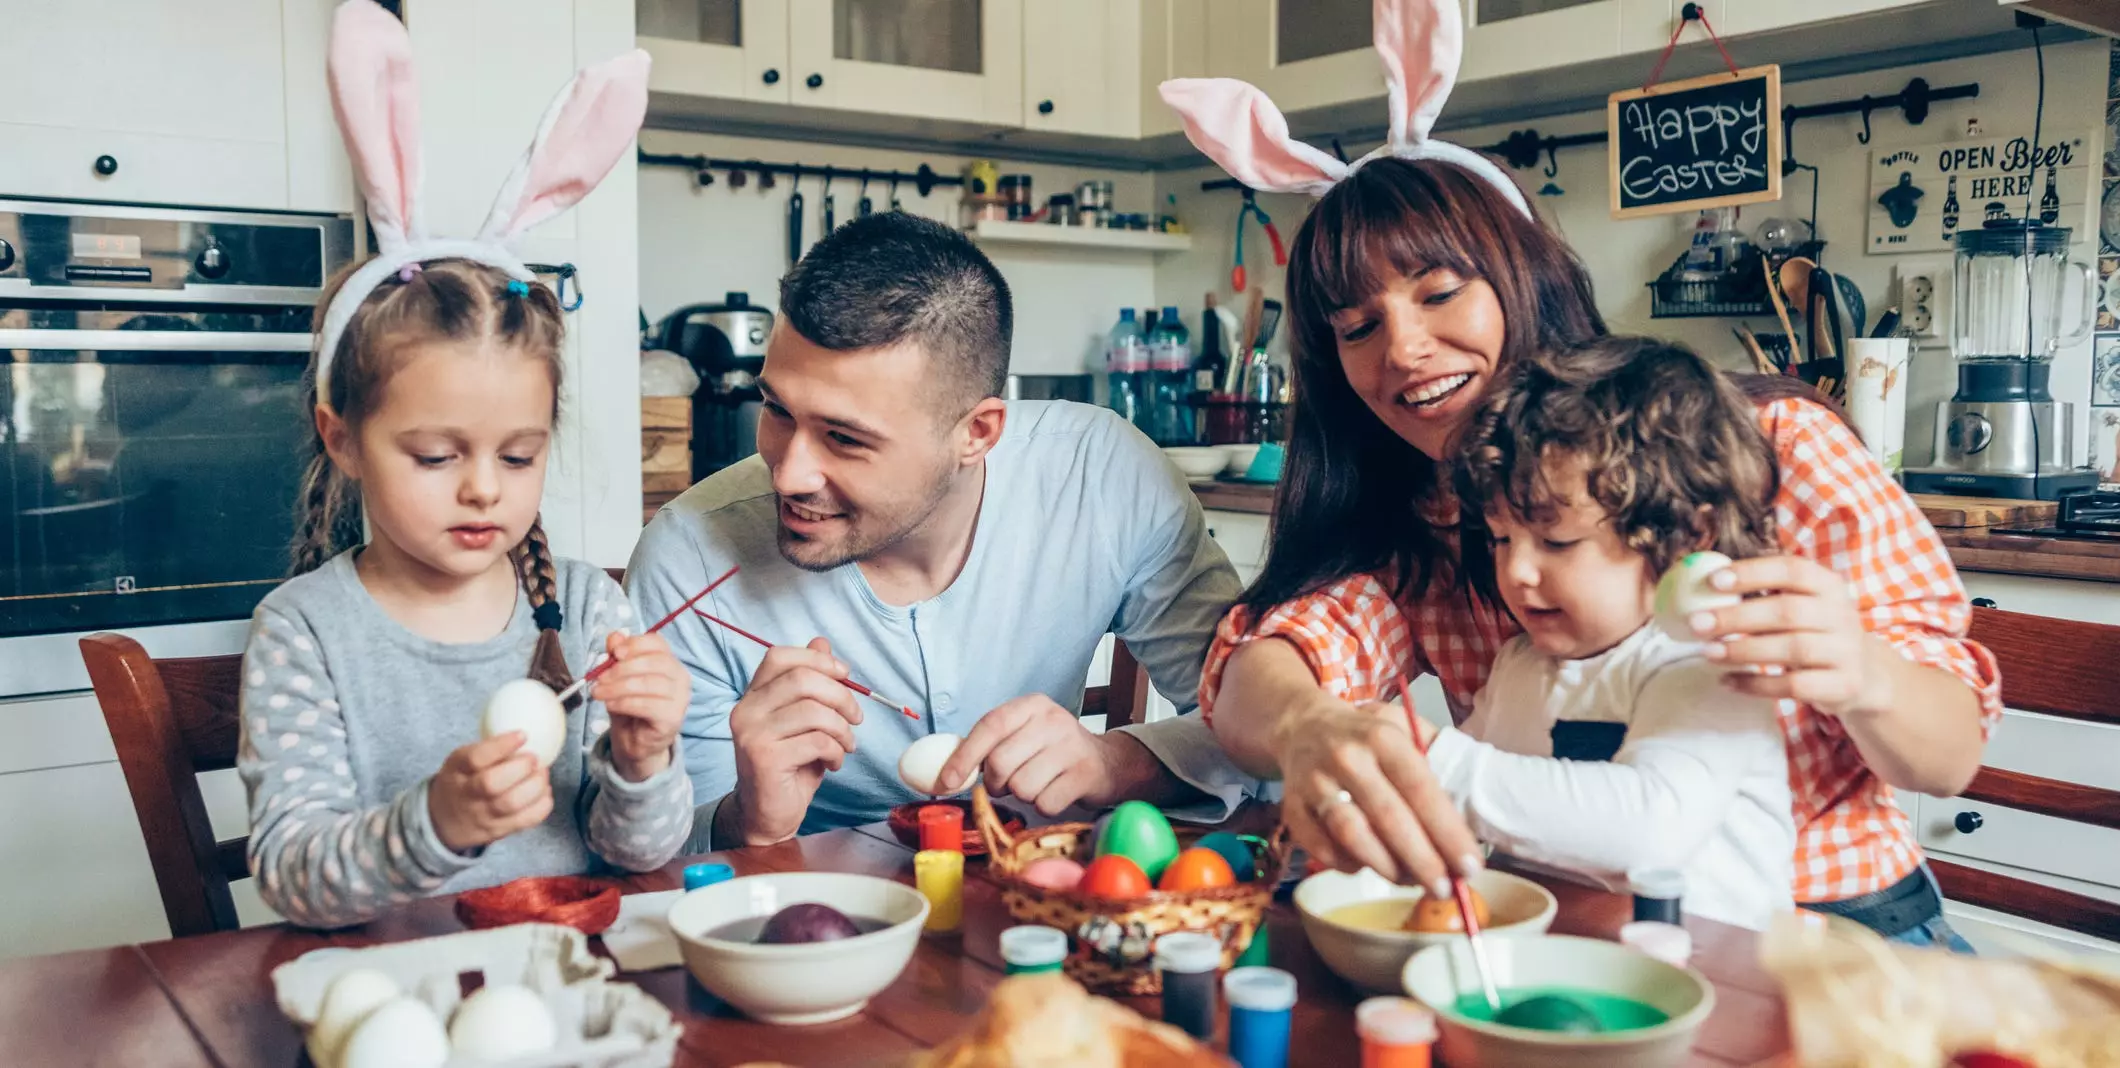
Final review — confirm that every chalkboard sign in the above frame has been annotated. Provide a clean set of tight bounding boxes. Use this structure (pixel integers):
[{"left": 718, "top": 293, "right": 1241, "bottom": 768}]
[{"left": 1608, "top": 64, "right": 1783, "bottom": 219}]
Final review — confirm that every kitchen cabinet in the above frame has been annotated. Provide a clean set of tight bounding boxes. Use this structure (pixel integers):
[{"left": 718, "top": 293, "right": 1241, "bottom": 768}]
[
  {"left": 1023, "top": 0, "right": 1142, "bottom": 138},
  {"left": 1703, "top": 0, "right": 1931, "bottom": 37},
  {"left": 1204, "top": 0, "right": 1383, "bottom": 116},
  {"left": 1462, "top": 0, "right": 1676, "bottom": 82},
  {"left": 785, "top": 0, "right": 1022, "bottom": 125},
  {"left": 1137, "top": 0, "right": 1207, "bottom": 138},
  {"left": 639, "top": 0, "right": 792, "bottom": 104},
  {"left": 0, "top": 0, "right": 349, "bottom": 212}
]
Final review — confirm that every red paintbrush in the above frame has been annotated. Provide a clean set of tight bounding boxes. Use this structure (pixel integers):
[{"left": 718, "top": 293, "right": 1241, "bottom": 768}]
[
  {"left": 694, "top": 609, "right": 920, "bottom": 720},
  {"left": 555, "top": 565, "right": 739, "bottom": 704},
  {"left": 1391, "top": 678, "right": 1504, "bottom": 1013}
]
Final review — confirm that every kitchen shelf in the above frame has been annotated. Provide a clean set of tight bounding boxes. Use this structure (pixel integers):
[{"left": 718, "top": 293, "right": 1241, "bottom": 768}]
[{"left": 967, "top": 220, "right": 1193, "bottom": 254}]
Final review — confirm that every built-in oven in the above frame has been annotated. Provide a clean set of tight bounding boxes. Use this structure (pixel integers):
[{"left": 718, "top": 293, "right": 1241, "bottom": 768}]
[{"left": 0, "top": 199, "right": 355, "bottom": 697}]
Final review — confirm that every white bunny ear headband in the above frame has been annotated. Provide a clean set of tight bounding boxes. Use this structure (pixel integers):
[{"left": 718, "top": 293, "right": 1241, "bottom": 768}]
[
  {"left": 315, "top": 0, "right": 650, "bottom": 408},
  {"left": 1158, "top": 0, "right": 1528, "bottom": 216}
]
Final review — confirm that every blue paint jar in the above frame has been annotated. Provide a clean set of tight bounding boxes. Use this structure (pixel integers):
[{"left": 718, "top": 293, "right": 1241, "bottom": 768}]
[
  {"left": 683, "top": 862, "right": 734, "bottom": 891},
  {"left": 1223, "top": 966, "right": 1296, "bottom": 1068}
]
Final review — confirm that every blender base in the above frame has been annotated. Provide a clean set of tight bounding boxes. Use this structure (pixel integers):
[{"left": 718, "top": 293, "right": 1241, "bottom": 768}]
[{"left": 1902, "top": 467, "right": 2100, "bottom": 500}]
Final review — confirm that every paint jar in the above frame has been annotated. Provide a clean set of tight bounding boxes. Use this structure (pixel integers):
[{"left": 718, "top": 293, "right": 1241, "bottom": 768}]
[
  {"left": 915, "top": 849, "right": 965, "bottom": 933},
  {"left": 1620, "top": 920, "right": 1694, "bottom": 967},
  {"left": 917, "top": 804, "right": 964, "bottom": 853},
  {"left": 1000, "top": 925, "right": 1068, "bottom": 976},
  {"left": 1223, "top": 967, "right": 1296, "bottom": 1068},
  {"left": 1154, "top": 932, "right": 1221, "bottom": 1040},
  {"left": 1356, "top": 997, "right": 1436, "bottom": 1068},
  {"left": 1628, "top": 867, "right": 1685, "bottom": 925},
  {"left": 998, "top": 175, "right": 1034, "bottom": 220},
  {"left": 682, "top": 862, "right": 733, "bottom": 891}
]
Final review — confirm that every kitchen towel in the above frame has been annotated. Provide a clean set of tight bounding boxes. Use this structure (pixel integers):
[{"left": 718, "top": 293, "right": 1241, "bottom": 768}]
[
  {"left": 1847, "top": 337, "right": 1909, "bottom": 475},
  {"left": 601, "top": 890, "right": 685, "bottom": 972}
]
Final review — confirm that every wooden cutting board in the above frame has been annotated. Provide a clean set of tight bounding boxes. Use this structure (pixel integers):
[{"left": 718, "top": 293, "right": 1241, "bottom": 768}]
[{"left": 1913, "top": 493, "right": 2059, "bottom": 529}]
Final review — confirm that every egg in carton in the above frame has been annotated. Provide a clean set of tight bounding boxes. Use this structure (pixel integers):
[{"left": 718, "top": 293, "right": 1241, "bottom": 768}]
[{"left": 272, "top": 922, "right": 680, "bottom": 1068}]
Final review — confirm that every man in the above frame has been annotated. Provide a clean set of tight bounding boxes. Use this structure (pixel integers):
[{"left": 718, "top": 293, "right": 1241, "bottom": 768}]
[{"left": 626, "top": 212, "right": 1254, "bottom": 850}]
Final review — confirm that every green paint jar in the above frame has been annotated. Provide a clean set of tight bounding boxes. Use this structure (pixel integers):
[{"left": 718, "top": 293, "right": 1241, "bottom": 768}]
[{"left": 1000, "top": 925, "right": 1068, "bottom": 976}]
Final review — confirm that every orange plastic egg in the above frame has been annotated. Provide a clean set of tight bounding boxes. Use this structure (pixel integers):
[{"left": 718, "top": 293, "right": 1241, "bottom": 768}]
[
  {"left": 1157, "top": 847, "right": 1236, "bottom": 892},
  {"left": 1403, "top": 888, "right": 1490, "bottom": 933},
  {"left": 1078, "top": 854, "right": 1152, "bottom": 900}
]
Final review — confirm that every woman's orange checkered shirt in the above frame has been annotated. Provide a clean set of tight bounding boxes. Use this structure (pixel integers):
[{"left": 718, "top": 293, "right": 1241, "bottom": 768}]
[{"left": 1198, "top": 398, "right": 2003, "bottom": 905}]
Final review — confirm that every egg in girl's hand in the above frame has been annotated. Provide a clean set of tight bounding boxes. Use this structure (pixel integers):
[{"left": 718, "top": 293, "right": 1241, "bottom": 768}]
[
  {"left": 447, "top": 983, "right": 557, "bottom": 1060},
  {"left": 1019, "top": 856, "right": 1087, "bottom": 891},
  {"left": 480, "top": 678, "right": 566, "bottom": 768},
  {"left": 338, "top": 996, "right": 450, "bottom": 1068},
  {"left": 1403, "top": 886, "right": 1490, "bottom": 933},
  {"left": 898, "top": 732, "right": 978, "bottom": 796},
  {"left": 1653, "top": 550, "right": 1739, "bottom": 641},
  {"left": 309, "top": 968, "right": 400, "bottom": 1068}
]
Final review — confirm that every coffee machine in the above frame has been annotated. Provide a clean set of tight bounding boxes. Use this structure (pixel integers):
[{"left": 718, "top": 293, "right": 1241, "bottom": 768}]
[
  {"left": 1902, "top": 216, "right": 2099, "bottom": 500},
  {"left": 655, "top": 292, "right": 772, "bottom": 479}
]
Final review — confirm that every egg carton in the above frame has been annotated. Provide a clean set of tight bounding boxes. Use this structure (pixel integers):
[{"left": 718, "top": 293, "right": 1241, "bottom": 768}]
[{"left": 272, "top": 922, "right": 680, "bottom": 1068}]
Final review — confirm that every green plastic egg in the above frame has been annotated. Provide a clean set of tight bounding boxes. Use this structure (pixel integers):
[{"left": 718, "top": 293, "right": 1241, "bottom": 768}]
[
  {"left": 1193, "top": 832, "right": 1259, "bottom": 882},
  {"left": 1094, "top": 801, "right": 1180, "bottom": 882},
  {"left": 1494, "top": 994, "right": 1602, "bottom": 1034}
]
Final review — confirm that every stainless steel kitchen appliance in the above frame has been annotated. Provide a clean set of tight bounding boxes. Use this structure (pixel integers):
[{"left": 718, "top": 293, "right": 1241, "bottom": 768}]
[
  {"left": 0, "top": 199, "right": 354, "bottom": 696},
  {"left": 654, "top": 292, "right": 771, "bottom": 478},
  {"left": 1903, "top": 217, "right": 2099, "bottom": 500}
]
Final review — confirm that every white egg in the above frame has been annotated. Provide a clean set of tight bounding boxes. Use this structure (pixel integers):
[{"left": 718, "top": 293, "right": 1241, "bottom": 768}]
[
  {"left": 310, "top": 968, "right": 400, "bottom": 1068},
  {"left": 448, "top": 983, "right": 558, "bottom": 1060},
  {"left": 480, "top": 678, "right": 566, "bottom": 767},
  {"left": 898, "top": 732, "right": 974, "bottom": 796},
  {"left": 1653, "top": 550, "right": 1741, "bottom": 641},
  {"left": 338, "top": 997, "right": 449, "bottom": 1068}
]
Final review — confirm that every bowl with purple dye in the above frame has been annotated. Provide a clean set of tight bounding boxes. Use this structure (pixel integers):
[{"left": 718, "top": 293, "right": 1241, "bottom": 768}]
[{"left": 668, "top": 872, "right": 929, "bottom": 1024}]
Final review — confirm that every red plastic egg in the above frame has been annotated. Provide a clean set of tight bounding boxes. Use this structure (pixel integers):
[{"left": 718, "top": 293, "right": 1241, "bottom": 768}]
[
  {"left": 1157, "top": 847, "right": 1236, "bottom": 891},
  {"left": 1078, "top": 854, "right": 1152, "bottom": 899}
]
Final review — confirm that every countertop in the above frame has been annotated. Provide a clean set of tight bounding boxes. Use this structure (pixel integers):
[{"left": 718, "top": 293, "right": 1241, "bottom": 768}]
[{"left": 1188, "top": 480, "right": 2120, "bottom": 584}]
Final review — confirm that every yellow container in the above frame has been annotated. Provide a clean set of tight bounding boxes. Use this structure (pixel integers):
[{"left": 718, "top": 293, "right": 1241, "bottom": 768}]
[{"left": 915, "top": 850, "right": 965, "bottom": 933}]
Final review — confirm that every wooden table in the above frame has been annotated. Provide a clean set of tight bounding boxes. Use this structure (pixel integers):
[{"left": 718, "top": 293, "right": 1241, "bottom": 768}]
[{"left": 0, "top": 818, "right": 1790, "bottom": 1067}]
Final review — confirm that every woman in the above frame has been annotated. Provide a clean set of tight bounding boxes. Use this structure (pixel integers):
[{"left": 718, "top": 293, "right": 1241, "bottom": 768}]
[{"left": 1187, "top": 156, "right": 1996, "bottom": 947}]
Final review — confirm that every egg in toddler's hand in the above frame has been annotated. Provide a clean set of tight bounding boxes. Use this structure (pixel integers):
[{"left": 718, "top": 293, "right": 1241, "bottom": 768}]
[
  {"left": 899, "top": 732, "right": 978, "bottom": 796},
  {"left": 309, "top": 968, "right": 400, "bottom": 1068},
  {"left": 480, "top": 678, "right": 566, "bottom": 767},
  {"left": 448, "top": 983, "right": 557, "bottom": 1060},
  {"left": 338, "top": 996, "right": 450, "bottom": 1068},
  {"left": 1653, "top": 550, "right": 1739, "bottom": 642}
]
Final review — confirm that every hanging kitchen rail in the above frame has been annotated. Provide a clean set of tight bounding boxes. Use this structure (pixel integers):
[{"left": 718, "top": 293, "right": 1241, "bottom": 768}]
[{"left": 636, "top": 150, "right": 961, "bottom": 195}]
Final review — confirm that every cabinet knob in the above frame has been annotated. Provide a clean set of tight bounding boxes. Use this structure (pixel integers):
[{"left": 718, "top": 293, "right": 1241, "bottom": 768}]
[
  {"left": 1037, "top": 99, "right": 1054, "bottom": 115},
  {"left": 0, "top": 238, "right": 14, "bottom": 273},
  {"left": 1954, "top": 810, "right": 1984, "bottom": 834},
  {"left": 762, "top": 68, "right": 780, "bottom": 85},
  {"left": 805, "top": 72, "right": 824, "bottom": 89},
  {"left": 195, "top": 243, "right": 230, "bottom": 280},
  {"left": 93, "top": 154, "right": 119, "bottom": 177},
  {"left": 1971, "top": 597, "right": 1998, "bottom": 609}
]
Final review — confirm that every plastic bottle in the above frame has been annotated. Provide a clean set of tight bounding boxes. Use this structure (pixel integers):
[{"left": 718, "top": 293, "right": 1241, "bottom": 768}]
[
  {"left": 1105, "top": 308, "right": 1148, "bottom": 430},
  {"left": 1147, "top": 307, "right": 1194, "bottom": 444}
]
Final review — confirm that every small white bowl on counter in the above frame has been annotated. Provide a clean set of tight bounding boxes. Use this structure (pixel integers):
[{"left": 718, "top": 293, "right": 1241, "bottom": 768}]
[
  {"left": 1161, "top": 445, "right": 1231, "bottom": 481},
  {"left": 1220, "top": 443, "right": 1262, "bottom": 477}
]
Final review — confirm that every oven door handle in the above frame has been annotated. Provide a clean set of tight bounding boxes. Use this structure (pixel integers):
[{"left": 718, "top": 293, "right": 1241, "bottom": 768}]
[{"left": 0, "top": 329, "right": 314, "bottom": 352}]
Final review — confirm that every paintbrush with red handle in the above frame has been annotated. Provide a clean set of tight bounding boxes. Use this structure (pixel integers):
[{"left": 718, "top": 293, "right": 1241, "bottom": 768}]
[
  {"left": 1390, "top": 677, "right": 1505, "bottom": 1013},
  {"left": 695, "top": 609, "right": 921, "bottom": 720},
  {"left": 554, "top": 564, "right": 739, "bottom": 704}
]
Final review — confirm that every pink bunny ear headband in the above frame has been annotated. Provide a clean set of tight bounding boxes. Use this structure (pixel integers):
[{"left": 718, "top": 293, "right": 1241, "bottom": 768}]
[
  {"left": 314, "top": 0, "right": 650, "bottom": 407},
  {"left": 1158, "top": 0, "right": 1527, "bottom": 217}
]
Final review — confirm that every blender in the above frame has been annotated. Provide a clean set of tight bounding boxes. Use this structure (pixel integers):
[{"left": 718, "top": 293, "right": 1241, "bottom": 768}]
[{"left": 1902, "top": 217, "right": 2098, "bottom": 500}]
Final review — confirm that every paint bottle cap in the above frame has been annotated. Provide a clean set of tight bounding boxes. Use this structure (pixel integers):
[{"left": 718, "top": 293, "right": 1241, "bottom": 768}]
[
  {"left": 1620, "top": 921, "right": 1694, "bottom": 966},
  {"left": 682, "top": 863, "right": 734, "bottom": 891},
  {"left": 918, "top": 804, "right": 965, "bottom": 852},
  {"left": 1626, "top": 867, "right": 1686, "bottom": 900},
  {"left": 1153, "top": 931, "right": 1222, "bottom": 974},
  {"left": 999, "top": 926, "right": 1069, "bottom": 969},
  {"left": 1221, "top": 966, "right": 1297, "bottom": 1012},
  {"left": 1356, "top": 997, "right": 1437, "bottom": 1047}
]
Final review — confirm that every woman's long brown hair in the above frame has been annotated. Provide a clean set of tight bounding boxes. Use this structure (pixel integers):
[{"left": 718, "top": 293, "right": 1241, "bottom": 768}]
[{"left": 1243, "top": 157, "right": 1607, "bottom": 611}]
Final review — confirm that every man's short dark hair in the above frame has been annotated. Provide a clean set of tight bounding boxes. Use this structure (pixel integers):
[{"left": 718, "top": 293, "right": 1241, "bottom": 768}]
[{"left": 778, "top": 212, "right": 1012, "bottom": 411}]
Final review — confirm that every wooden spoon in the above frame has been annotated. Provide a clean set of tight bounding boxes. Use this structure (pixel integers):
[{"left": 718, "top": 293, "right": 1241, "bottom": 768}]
[
  {"left": 1778, "top": 255, "right": 1819, "bottom": 310},
  {"left": 1762, "top": 253, "right": 1801, "bottom": 363}
]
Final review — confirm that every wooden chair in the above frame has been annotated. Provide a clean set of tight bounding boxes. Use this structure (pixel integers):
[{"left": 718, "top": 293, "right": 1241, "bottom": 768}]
[
  {"left": 1084, "top": 640, "right": 1152, "bottom": 730},
  {"left": 1927, "top": 607, "right": 2120, "bottom": 943},
  {"left": 79, "top": 633, "right": 248, "bottom": 939}
]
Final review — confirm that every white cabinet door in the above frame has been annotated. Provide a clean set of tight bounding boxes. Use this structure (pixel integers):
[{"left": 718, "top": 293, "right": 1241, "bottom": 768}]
[
  {"left": 283, "top": 0, "right": 356, "bottom": 213},
  {"left": 1702, "top": 0, "right": 1928, "bottom": 37},
  {"left": 1461, "top": 0, "right": 1625, "bottom": 82},
  {"left": 786, "top": 0, "right": 1023, "bottom": 126},
  {"left": 1022, "top": 0, "right": 1140, "bottom": 138},
  {"left": 1138, "top": 0, "right": 1206, "bottom": 138},
  {"left": 640, "top": 0, "right": 793, "bottom": 104},
  {"left": 1205, "top": 0, "right": 1381, "bottom": 115},
  {"left": 0, "top": 124, "right": 288, "bottom": 210}
]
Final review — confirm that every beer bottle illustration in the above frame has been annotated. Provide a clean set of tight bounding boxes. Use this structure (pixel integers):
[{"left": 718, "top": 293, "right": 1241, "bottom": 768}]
[
  {"left": 2040, "top": 164, "right": 2060, "bottom": 225},
  {"left": 1941, "top": 175, "right": 1960, "bottom": 237}
]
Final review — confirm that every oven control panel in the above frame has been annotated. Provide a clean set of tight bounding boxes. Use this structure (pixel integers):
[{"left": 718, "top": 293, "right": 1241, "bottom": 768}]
[{"left": 0, "top": 200, "right": 354, "bottom": 302}]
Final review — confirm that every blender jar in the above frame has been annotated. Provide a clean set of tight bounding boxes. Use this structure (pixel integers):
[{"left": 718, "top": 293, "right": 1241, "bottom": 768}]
[{"left": 1951, "top": 220, "right": 2094, "bottom": 364}]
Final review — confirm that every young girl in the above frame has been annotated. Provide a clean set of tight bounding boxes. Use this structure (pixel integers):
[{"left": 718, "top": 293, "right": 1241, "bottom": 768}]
[
  {"left": 238, "top": 2, "right": 688, "bottom": 928},
  {"left": 1407, "top": 337, "right": 1796, "bottom": 931}
]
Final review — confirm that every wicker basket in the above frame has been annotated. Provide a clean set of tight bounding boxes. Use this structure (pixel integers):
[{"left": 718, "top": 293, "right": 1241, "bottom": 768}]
[{"left": 972, "top": 786, "right": 1286, "bottom": 996}]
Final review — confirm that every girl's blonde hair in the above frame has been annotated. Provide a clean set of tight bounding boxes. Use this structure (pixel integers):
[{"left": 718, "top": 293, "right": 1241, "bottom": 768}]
[{"left": 293, "top": 259, "right": 571, "bottom": 670}]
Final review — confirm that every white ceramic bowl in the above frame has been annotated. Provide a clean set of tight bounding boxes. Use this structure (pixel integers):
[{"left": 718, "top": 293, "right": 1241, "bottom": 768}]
[
  {"left": 1220, "top": 443, "right": 1262, "bottom": 476},
  {"left": 1293, "top": 868, "right": 1557, "bottom": 994},
  {"left": 1161, "top": 446, "right": 1230, "bottom": 480},
  {"left": 667, "top": 872, "right": 929, "bottom": 1025},
  {"left": 1401, "top": 935, "right": 1714, "bottom": 1068}
]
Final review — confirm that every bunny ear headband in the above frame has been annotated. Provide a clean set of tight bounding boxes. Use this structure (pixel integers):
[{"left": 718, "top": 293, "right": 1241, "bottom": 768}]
[
  {"left": 1158, "top": 0, "right": 1527, "bottom": 216},
  {"left": 315, "top": 0, "right": 650, "bottom": 407}
]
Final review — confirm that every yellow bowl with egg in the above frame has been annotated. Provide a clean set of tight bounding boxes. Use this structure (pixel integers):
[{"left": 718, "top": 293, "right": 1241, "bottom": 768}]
[{"left": 1293, "top": 868, "right": 1558, "bottom": 993}]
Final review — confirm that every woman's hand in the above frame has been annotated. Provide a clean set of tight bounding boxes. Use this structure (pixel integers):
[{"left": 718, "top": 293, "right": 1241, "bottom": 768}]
[
  {"left": 1273, "top": 696, "right": 1482, "bottom": 897},
  {"left": 1694, "top": 554, "right": 1894, "bottom": 717},
  {"left": 592, "top": 630, "right": 693, "bottom": 782}
]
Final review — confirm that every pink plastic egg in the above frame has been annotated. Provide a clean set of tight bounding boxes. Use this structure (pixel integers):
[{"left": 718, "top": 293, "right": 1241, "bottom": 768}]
[{"left": 1020, "top": 857, "right": 1087, "bottom": 891}]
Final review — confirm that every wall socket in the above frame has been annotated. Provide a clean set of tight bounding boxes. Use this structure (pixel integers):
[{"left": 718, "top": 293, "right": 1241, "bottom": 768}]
[{"left": 1896, "top": 259, "right": 1952, "bottom": 348}]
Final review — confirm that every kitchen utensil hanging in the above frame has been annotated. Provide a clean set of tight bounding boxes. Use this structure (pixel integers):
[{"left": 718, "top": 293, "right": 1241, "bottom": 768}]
[
  {"left": 787, "top": 171, "right": 805, "bottom": 266},
  {"left": 821, "top": 171, "right": 837, "bottom": 233},
  {"left": 1231, "top": 190, "right": 1286, "bottom": 293}
]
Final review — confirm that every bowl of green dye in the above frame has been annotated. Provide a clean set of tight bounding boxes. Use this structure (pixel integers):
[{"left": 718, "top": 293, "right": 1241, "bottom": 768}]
[{"left": 1401, "top": 934, "right": 1713, "bottom": 1068}]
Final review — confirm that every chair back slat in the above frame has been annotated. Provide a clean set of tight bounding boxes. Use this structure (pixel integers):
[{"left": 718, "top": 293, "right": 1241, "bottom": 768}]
[{"left": 1967, "top": 607, "right": 2120, "bottom": 725}]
